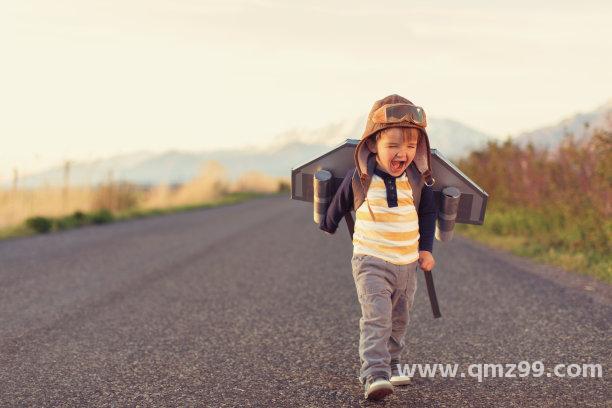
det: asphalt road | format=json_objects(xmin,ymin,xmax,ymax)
[{"xmin": 0, "ymin": 195, "xmax": 610, "ymax": 407}]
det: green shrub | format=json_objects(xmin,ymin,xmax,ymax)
[
  {"xmin": 73, "ymin": 210, "xmax": 86, "ymax": 222},
  {"xmin": 55, "ymin": 211, "xmax": 89, "ymax": 230},
  {"xmin": 88, "ymin": 209, "xmax": 114, "ymax": 224},
  {"xmin": 25, "ymin": 216, "xmax": 53, "ymax": 233}
]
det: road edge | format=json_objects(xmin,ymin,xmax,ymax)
[{"xmin": 453, "ymin": 233, "xmax": 612, "ymax": 306}]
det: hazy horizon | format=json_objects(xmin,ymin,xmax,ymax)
[{"xmin": 2, "ymin": 0, "xmax": 611, "ymax": 177}]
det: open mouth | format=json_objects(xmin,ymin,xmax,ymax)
[{"xmin": 390, "ymin": 159, "xmax": 406, "ymax": 172}]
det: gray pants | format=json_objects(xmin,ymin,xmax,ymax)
[{"xmin": 351, "ymin": 253, "xmax": 418, "ymax": 382}]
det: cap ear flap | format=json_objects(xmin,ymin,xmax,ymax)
[
  {"xmin": 365, "ymin": 136, "xmax": 377, "ymax": 153},
  {"xmin": 413, "ymin": 130, "xmax": 429, "ymax": 173}
]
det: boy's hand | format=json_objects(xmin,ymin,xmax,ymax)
[{"xmin": 418, "ymin": 250, "xmax": 435, "ymax": 271}]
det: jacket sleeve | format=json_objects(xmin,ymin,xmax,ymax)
[
  {"xmin": 319, "ymin": 169, "xmax": 355, "ymax": 234},
  {"xmin": 418, "ymin": 184, "xmax": 437, "ymax": 252}
]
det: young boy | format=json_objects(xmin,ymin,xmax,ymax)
[{"xmin": 319, "ymin": 94, "xmax": 437, "ymax": 400}]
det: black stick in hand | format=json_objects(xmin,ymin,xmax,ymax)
[{"xmin": 422, "ymin": 269, "xmax": 441, "ymax": 318}]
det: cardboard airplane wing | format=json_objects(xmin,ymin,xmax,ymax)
[{"xmin": 291, "ymin": 138, "xmax": 488, "ymax": 225}]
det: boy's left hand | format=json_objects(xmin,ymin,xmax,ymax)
[{"xmin": 418, "ymin": 250, "xmax": 435, "ymax": 271}]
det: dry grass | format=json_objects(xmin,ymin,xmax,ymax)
[
  {"xmin": 0, "ymin": 161, "xmax": 288, "ymax": 229},
  {"xmin": 229, "ymin": 170, "xmax": 284, "ymax": 194},
  {"xmin": 0, "ymin": 186, "xmax": 96, "ymax": 229},
  {"xmin": 141, "ymin": 161, "xmax": 229, "ymax": 210}
]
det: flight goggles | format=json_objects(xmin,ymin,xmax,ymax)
[{"xmin": 371, "ymin": 103, "xmax": 427, "ymax": 127}]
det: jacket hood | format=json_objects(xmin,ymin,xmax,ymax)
[{"xmin": 354, "ymin": 94, "xmax": 434, "ymax": 186}]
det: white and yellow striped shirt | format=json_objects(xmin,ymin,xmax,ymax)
[{"xmin": 352, "ymin": 173, "xmax": 420, "ymax": 265}]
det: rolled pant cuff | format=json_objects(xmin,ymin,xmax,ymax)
[{"xmin": 361, "ymin": 369, "xmax": 390, "ymax": 383}]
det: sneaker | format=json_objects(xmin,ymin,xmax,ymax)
[
  {"xmin": 390, "ymin": 359, "xmax": 412, "ymax": 386},
  {"xmin": 364, "ymin": 376, "xmax": 394, "ymax": 400}
]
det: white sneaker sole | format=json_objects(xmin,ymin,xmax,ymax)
[
  {"xmin": 390, "ymin": 375, "xmax": 412, "ymax": 386},
  {"xmin": 365, "ymin": 381, "xmax": 394, "ymax": 400}
]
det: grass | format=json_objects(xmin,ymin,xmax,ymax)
[
  {"xmin": 456, "ymin": 206, "xmax": 612, "ymax": 284},
  {"xmin": 114, "ymin": 191, "xmax": 270, "ymax": 220},
  {"xmin": 453, "ymin": 131, "xmax": 611, "ymax": 285},
  {"xmin": 0, "ymin": 162, "xmax": 288, "ymax": 229},
  {"xmin": 0, "ymin": 191, "xmax": 276, "ymax": 241},
  {"xmin": 0, "ymin": 160, "xmax": 289, "ymax": 240}
]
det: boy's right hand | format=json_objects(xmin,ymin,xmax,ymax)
[{"xmin": 418, "ymin": 250, "xmax": 435, "ymax": 271}]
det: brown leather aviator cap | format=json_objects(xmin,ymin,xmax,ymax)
[{"xmin": 354, "ymin": 94, "xmax": 434, "ymax": 186}]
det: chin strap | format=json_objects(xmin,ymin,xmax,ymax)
[
  {"xmin": 361, "ymin": 157, "xmax": 378, "ymax": 222},
  {"xmin": 360, "ymin": 174, "xmax": 376, "ymax": 221}
]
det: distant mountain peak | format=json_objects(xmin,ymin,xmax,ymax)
[
  {"xmin": 513, "ymin": 99, "xmax": 612, "ymax": 149},
  {"xmin": 269, "ymin": 115, "xmax": 366, "ymax": 150}
]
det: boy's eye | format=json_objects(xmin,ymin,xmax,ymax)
[{"xmin": 386, "ymin": 144, "xmax": 415, "ymax": 149}]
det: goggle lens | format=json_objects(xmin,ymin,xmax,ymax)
[{"xmin": 372, "ymin": 103, "xmax": 426, "ymax": 127}]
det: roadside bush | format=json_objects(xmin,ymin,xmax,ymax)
[
  {"xmin": 55, "ymin": 211, "xmax": 89, "ymax": 230},
  {"xmin": 88, "ymin": 209, "xmax": 114, "ymax": 224},
  {"xmin": 73, "ymin": 210, "xmax": 86, "ymax": 222},
  {"xmin": 25, "ymin": 216, "xmax": 53, "ymax": 233},
  {"xmin": 456, "ymin": 127, "xmax": 611, "ymax": 282}
]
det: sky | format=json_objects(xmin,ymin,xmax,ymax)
[{"xmin": 1, "ymin": 0, "xmax": 611, "ymax": 177}]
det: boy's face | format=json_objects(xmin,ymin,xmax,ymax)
[{"xmin": 366, "ymin": 127, "xmax": 419, "ymax": 177}]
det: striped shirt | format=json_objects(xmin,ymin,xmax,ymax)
[{"xmin": 352, "ymin": 172, "xmax": 420, "ymax": 265}]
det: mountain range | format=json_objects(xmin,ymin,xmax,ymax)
[
  {"xmin": 8, "ymin": 100, "xmax": 610, "ymax": 189},
  {"xmin": 514, "ymin": 99, "xmax": 611, "ymax": 149}
]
